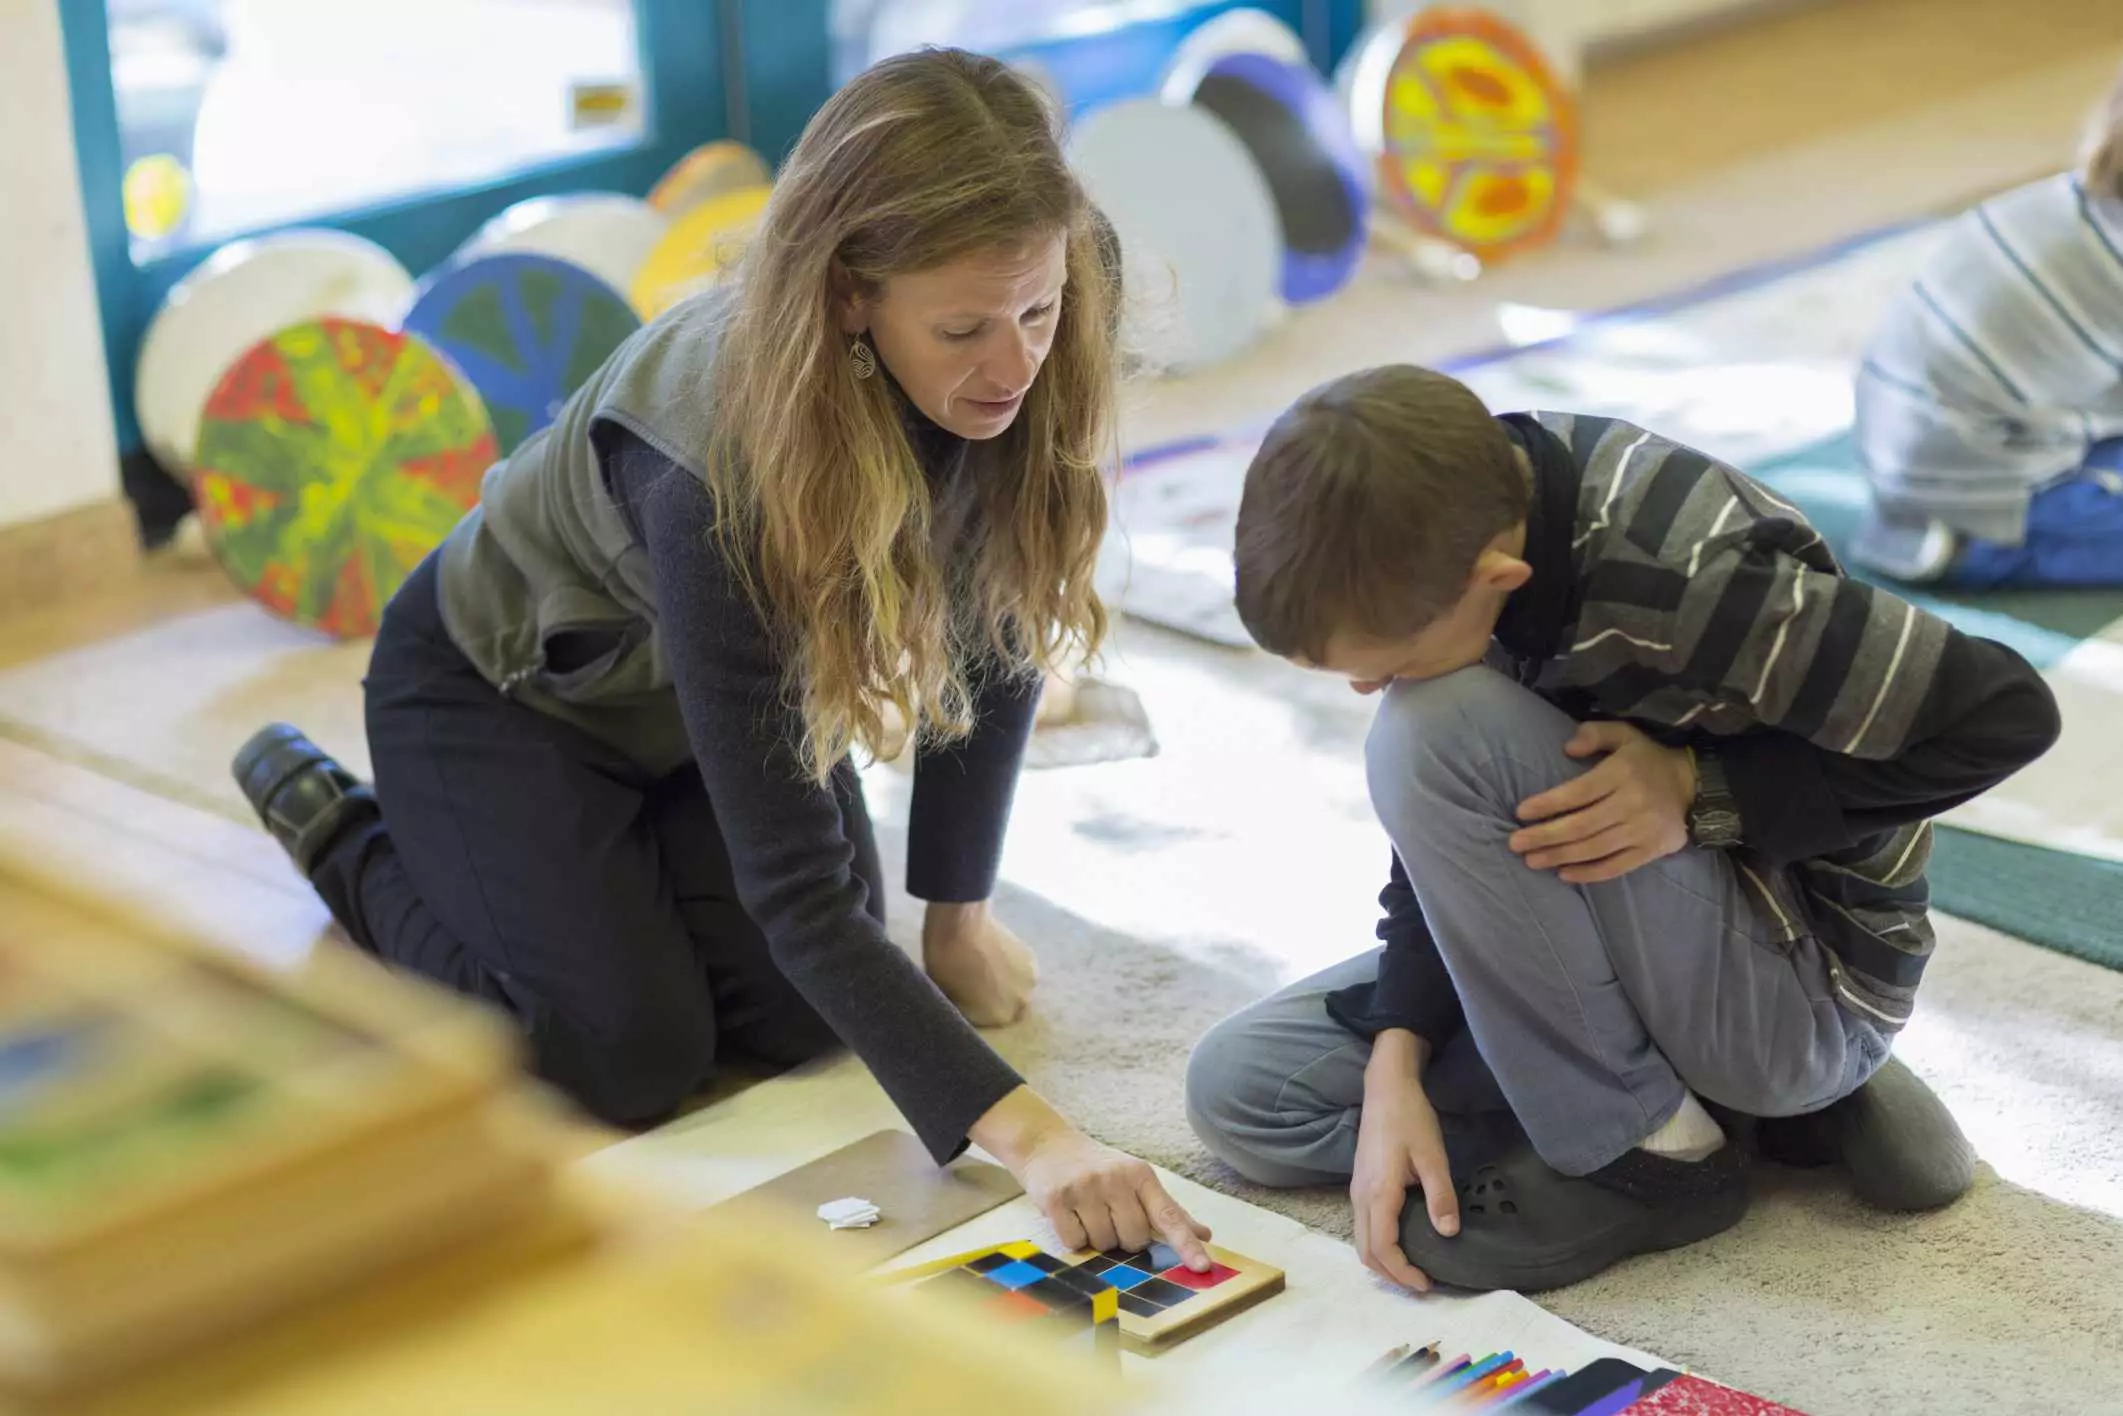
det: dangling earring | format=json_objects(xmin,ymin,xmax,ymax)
[{"xmin": 848, "ymin": 335, "xmax": 877, "ymax": 381}]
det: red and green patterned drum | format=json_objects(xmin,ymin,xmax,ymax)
[{"xmin": 192, "ymin": 318, "xmax": 498, "ymax": 638}]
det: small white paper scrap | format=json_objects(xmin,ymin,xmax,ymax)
[{"xmin": 817, "ymin": 1196, "xmax": 880, "ymax": 1229}]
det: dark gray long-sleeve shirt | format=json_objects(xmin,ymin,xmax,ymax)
[{"xmin": 606, "ymin": 427, "xmax": 1037, "ymax": 1162}]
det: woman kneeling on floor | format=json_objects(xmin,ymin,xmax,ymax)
[{"xmin": 233, "ymin": 48, "xmax": 1215, "ymax": 1268}]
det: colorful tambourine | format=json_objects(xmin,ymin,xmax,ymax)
[
  {"xmin": 631, "ymin": 185, "xmax": 772, "ymax": 321},
  {"xmin": 1162, "ymin": 17, "xmax": 1368, "ymax": 306},
  {"xmin": 401, "ymin": 253, "xmax": 640, "ymax": 454},
  {"xmin": 1068, "ymin": 98, "xmax": 1280, "ymax": 371},
  {"xmin": 134, "ymin": 230, "xmax": 416, "ymax": 478},
  {"xmin": 1341, "ymin": 8, "xmax": 1579, "ymax": 261},
  {"xmin": 191, "ymin": 319, "xmax": 497, "ymax": 639},
  {"xmin": 458, "ymin": 194, "xmax": 669, "ymax": 315},
  {"xmin": 647, "ymin": 140, "xmax": 772, "ymax": 217}
]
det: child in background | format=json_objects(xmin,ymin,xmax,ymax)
[
  {"xmin": 1185, "ymin": 366, "xmax": 2059, "ymax": 1294},
  {"xmin": 1851, "ymin": 64, "xmax": 2123, "ymax": 586}
]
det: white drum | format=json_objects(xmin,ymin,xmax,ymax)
[
  {"xmin": 133, "ymin": 229, "xmax": 415, "ymax": 478},
  {"xmin": 1157, "ymin": 6, "xmax": 1311, "ymax": 103},
  {"xmin": 457, "ymin": 193, "xmax": 670, "ymax": 311},
  {"xmin": 1066, "ymin": 99, "xmax": 1281, "ymax": 372}
]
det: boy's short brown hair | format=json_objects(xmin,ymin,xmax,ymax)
[{"xmin": 1233, "ymin": 365, "xmax": 1529, "ymax": 661}]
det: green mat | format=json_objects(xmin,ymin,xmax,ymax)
[
  {"xmin": 1753, "ymin": 434, "xmax": 2123, "ymax": 973},
  {"xmin": 1926, "ymin": 830, "xmax": 2123, "ymax": 974}
]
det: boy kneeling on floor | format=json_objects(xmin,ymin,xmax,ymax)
[{"xmin": 1185, "ymin": 367, "xmax": 2061, "ymax": 1294}]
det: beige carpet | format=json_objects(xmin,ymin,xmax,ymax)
[{"xmin": 7, "ymin": 3, "xmax": 2123, "ymax": 1410}]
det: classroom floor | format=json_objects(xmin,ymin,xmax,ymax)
[{"xmin": 6, "ymin": 0, "xmax": 2123, "ymax": 1411}]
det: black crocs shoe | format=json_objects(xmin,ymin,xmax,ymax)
[
  {"xmin": 1757, "ymin": 1057, "xmax": 1975, "ymax": 1212},
  {"xmin": 1400, "ymin": 1132, "xmax": 1749, "ymax": 1294},
  {"xmin": 231, "ymin": 723, "xmax": 379, "ymax": 874}
]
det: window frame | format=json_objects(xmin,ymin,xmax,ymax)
[{"xmin": 60, "ymin": 0, "xmax": 834, "ymax": 456}]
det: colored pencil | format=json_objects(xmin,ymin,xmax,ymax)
[
  {"xmin": 1458, "ymin": 1355, "xmax": 1525, "ymax": 1399},
  {"xmin": 1458, "ymin": 1358, "xmax": 1527, "ymax": 1402},
  {"xmin": 1387, "ymin": 1343, "xmax": 1443, "ymax": 1379},
  {"xmin": 1363, "ymin": 1343, "xmax": 1412, "ymax": 1376},
  {"xmin": 1434, "ymin": 1352, "xmax": 1515, "ymax": 1397},
  {"xmin": 1418, "ymin": 1355, "xmax": 1474, "ymax": 1388},
  {"xmin": 1477, "ymin": 1375, "xmax": 1545, "ymax": 1409}
]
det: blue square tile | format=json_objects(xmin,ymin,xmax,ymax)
[
  {"xmin": 1100, "ymin": 1264, "xmax": 1154, "ymax": 1292},
  {"xmin": 984, "ymin": 1260, "xmax": 1049, "ymax": 1291}
]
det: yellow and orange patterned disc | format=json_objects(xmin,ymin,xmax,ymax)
[{"xmin": 1373, "ymin": 8, "xmax": 1578, "ymax": 260}]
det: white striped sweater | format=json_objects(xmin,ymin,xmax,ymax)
[{"xmin": 1856, "ymin": 173, "xmax": 2123, "ymax": 543}]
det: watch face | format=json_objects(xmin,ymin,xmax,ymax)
[{"xmin": 1693, "ymin": 807, "xmax": 1742, "ymax": 843}]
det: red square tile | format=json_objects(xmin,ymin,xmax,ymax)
[
  {"xmin": 987, "ymin": 1289, "xmax": 1051, "ymax": 1324},
  {"xmin": 1159, "ymin": 1262, "xmax": 1239, "ymax": 1290}
]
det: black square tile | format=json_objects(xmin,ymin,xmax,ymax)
[
  {"xmin": 1022, "ymin": 1276, "xmax": 1087, "ymax": 1310},
  {"xmin": 1035, "ymin": 1291, "xmax": 1095, "ymax": 1327},
  {"xmin": 1099, "ymin": 1247, "xmax": 1146, "ymax": 1264},
  {"xmin": 1022, "ymin": 1251, "xmax": 1067, "ymax": 1274},
  {"xmin": 1118, "ymin": 1292, "xmax": 1165, "ymax": 1319},
  {"xmin": 1051, "ymin": 1266, "xmax": 1113, "ymax": 1298},
  {"xmin": 924, "ymin": 1267, "xmax": 1000, "ymax": 1301},
  {"xmin": 967, "ymin": 1252, "xmax": 1014, "ymax": 1274},
  {"xmin": 1076, "ymin": 1254, "xmax": 1122, "ymax": 1275},
  {"xmin": 1129, "ymin": 1276, "xmax": 1194, "ymax": 1309}
]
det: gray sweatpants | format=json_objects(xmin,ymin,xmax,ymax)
[{"xmin": 1186, "ymin": 666, "xmax": 1887, "ymax": 1183}]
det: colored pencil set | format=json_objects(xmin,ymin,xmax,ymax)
[
  {"xmin": 1361, "ymin": 1344, "xmax": 1811, "ymax": 1414},
  {"xmin": 1363, "ymin": 1343, "xmax": 1561, "ymax": 1408}
]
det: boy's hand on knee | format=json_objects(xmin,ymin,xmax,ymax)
[
  {"xmin": 1352, "ymin": 1069, "xmax": 1457, "ymax": 1293},
  {"xmin": 1511, "ymin": 721, "xmax": 1697, "ymax": 884}
]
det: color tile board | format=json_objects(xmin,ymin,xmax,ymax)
[
  {"xmin": 190, "ymin": 319, "xmax": 496, "ymax": 639},
  {"xmin": 712, "ymin": 1129, "xmax": 1023, "ymax": 1268},
  {"xmin": 402, "ymin": 253, "xmax": 640, "ymax": 454},
  {"xmin": 888, "ymin": 1238, "xmax": 1283, "ymax": 1355}
]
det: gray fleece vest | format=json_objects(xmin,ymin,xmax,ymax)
[{"xmin": 435, "ymin": 293, "xmax": 735, "ymax": 775}]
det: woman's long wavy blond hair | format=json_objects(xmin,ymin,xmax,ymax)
[{"xmin": 707, "ymin": 47, "xmax": 1117, "ymax": 782}]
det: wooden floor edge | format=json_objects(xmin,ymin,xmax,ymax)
[{"xmin": 0, "ymin": 498, "xmax": 141, "ymax": 620}]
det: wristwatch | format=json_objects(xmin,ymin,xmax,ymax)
[{"xmin": 1685, "ymin": 745, "xmax": 1743, "ymax": 849}]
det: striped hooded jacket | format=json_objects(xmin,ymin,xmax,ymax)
[{"xmin": 1329, "ymin": 411, "xmax": 2061, "ymax": 1046}]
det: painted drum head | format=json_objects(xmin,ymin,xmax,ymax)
[
  {"xmin": 647, "ymin": 140, "xmax": 773, "ymax": 218},
  {"xmin": 459, "ymin": 193, "xmax": 669, "ymax": 313},
  {"xmin": 1171, "ymin": 47, "xmax": 1369, "ymax": 304},
  {"xmin": 1343, "ymin": 8, "xmax": 1579, "ymax": 260},
  {"xmin": 135, "ymin": 229, "xmax": 415, "ymax": 477},
  {"xmin": 632, "ymin": 185, "xmax": 772, "ymax": 320},
  {"xmin": 1067, "ymin": 98, "xmax": 1280, "ymax": 370},
  {"xmin": 1158, "ymin": 6, "xmax": 1311, "ymax": 99},
  {"xmin": 191, "ymin": 318, "xmax": 496, "ymax": 638},
  {"xmin": 402, "ymin": 252, "xmax": 640, "ymax": 454}
]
